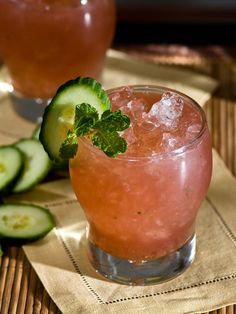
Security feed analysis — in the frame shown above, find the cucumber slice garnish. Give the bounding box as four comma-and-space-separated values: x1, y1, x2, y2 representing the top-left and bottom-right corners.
32, 124, 68, 172
13, 139, 52, 193
0, 146, 24, 196
32, 124, 41, 140
39, 77, 111, 162
0, 203, 55, 243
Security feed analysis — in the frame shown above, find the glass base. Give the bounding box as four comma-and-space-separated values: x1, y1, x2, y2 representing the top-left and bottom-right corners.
10, 93, 49, 122
88, 234, 196, 285
0, 68, 49, 122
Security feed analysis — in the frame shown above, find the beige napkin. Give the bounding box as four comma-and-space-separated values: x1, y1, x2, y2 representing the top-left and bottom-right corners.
102, 50, 217, 106
6, 150, 236, 314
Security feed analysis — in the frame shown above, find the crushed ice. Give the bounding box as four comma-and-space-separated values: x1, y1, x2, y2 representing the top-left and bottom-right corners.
142, 92, 184, 130
186, 124, 202, 140
162, 133, 179, 149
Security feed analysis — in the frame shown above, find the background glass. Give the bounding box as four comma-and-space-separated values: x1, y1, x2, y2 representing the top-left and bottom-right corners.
0, 0, 116, 111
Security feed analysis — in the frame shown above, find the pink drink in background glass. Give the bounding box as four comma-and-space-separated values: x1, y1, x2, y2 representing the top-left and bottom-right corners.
69, 85, 212, 285
0, 0, 116, 99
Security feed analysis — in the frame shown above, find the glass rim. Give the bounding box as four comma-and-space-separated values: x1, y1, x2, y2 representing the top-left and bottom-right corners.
79, 84, 208, 161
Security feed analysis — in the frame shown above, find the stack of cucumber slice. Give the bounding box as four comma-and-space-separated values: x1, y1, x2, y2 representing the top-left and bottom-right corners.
0, 146, 24, 195
0, 134, 55, 247
0, 138, 52, 196
0, 76, 110, 250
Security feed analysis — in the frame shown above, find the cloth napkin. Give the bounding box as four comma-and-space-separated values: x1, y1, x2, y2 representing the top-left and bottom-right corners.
102, 50, 217, 106
7, 150, 236, 314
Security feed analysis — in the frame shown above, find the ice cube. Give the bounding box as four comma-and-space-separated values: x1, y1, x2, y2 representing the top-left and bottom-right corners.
127, 99, 146, 120
119, 99, 148, 124
139, 120, 156, 131
142, 101, 160, 127
186, 124, 202, 140
143, 92, 184, 130
162, 133, 179, 151
110, 86, 133, 106
187, 124, 202, 134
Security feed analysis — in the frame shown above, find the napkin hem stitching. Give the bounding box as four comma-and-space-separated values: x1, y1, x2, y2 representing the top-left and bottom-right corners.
54, 197, 236, 305
44, 199, 77, 208
103, 273, 236, 304
57, 231, 236, 305
56, 227, 105, 304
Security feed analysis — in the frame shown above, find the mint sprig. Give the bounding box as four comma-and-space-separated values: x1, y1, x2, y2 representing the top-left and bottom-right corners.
74, 103, 99, 136
59, 130, 78, 160
92, 130, 127, 158
95, 110, 130, 132
59, 103, 130, 159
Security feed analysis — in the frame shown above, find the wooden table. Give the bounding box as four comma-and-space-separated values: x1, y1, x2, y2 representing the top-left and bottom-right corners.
0, 45, 236, 314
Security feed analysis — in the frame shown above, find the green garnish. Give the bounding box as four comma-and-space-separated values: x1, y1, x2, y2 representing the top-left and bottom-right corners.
92, 129, 127, 158
0, 245, 3, 257
59, 131, 78, 160
74, 103, 99, 136
59, 103, 130, 159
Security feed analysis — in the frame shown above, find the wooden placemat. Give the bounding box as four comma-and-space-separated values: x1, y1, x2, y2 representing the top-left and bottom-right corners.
0, 45, 236, 313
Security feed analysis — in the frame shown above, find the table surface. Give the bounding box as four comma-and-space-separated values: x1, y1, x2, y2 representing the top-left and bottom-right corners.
0, 45, 236, 314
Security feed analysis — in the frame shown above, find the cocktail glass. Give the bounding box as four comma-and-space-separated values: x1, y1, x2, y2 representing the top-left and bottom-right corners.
0, 0, 116, 120
69, 85, 212, 285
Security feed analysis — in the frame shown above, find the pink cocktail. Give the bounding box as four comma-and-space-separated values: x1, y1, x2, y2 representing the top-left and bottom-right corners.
0, 0, 115, 100
69, 85, 212, 285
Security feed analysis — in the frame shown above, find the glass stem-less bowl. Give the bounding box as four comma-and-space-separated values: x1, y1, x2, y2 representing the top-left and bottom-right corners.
69, 85, 212, 285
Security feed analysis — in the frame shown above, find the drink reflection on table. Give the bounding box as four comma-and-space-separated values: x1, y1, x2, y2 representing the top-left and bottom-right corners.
0, 0, 116, 120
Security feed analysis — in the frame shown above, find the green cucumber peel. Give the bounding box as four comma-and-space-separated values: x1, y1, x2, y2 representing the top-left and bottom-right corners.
39, 77, 112, 162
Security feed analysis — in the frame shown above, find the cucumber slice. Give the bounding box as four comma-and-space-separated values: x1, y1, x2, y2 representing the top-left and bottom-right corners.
0, 203, 55, 243
39, 77, 111, 162
0, 146, 24, 195
32, 124, 41, 140
32, 124, 68, 172
13, 139, 52, 193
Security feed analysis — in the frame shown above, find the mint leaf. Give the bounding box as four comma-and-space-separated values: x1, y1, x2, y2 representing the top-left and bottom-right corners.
74, 103, 99, 136
59, 103, 131, 159
95, 110, 130, 132
92, 130, 127, 158
59, 130, 78, 159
